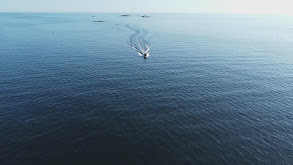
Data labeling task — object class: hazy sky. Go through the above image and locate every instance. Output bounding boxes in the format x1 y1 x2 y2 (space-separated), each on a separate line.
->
1 0 292 14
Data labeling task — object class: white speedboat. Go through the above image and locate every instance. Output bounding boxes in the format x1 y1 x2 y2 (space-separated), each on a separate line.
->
132 44 151 59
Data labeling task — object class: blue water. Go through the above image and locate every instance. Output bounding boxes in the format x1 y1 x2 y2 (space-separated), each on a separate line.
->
1 13 293 164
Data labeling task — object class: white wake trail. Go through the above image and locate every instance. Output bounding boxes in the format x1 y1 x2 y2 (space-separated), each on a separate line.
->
126 25 151 58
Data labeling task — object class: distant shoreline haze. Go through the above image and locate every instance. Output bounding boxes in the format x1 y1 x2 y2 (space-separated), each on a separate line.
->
1 0 293 15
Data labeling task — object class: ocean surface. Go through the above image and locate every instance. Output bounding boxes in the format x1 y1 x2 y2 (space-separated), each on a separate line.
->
1 13 293 164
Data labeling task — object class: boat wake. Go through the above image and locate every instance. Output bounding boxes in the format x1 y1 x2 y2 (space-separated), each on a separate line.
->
126 25 151 58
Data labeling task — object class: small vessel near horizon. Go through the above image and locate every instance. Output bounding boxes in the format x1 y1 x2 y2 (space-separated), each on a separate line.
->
141 15 151 18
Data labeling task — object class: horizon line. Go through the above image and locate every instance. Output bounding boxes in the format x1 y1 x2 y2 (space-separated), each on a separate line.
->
0 11 292 16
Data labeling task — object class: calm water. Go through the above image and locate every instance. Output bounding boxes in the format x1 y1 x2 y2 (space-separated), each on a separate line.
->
1 13 293 164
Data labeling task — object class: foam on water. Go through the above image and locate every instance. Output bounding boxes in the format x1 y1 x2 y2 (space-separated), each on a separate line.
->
126 25 151 57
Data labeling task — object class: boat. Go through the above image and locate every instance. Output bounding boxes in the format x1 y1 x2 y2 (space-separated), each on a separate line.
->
132 44 151 59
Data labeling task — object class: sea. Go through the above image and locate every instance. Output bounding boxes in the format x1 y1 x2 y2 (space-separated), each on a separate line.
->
1 13 293 164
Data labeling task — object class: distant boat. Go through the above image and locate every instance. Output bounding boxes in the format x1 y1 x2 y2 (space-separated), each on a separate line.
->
121 14 131 17
141 15 151 18
93 21 105 22
132 45 151 59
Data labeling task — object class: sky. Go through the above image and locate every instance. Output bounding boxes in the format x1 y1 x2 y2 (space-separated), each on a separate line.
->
1 0 293 14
